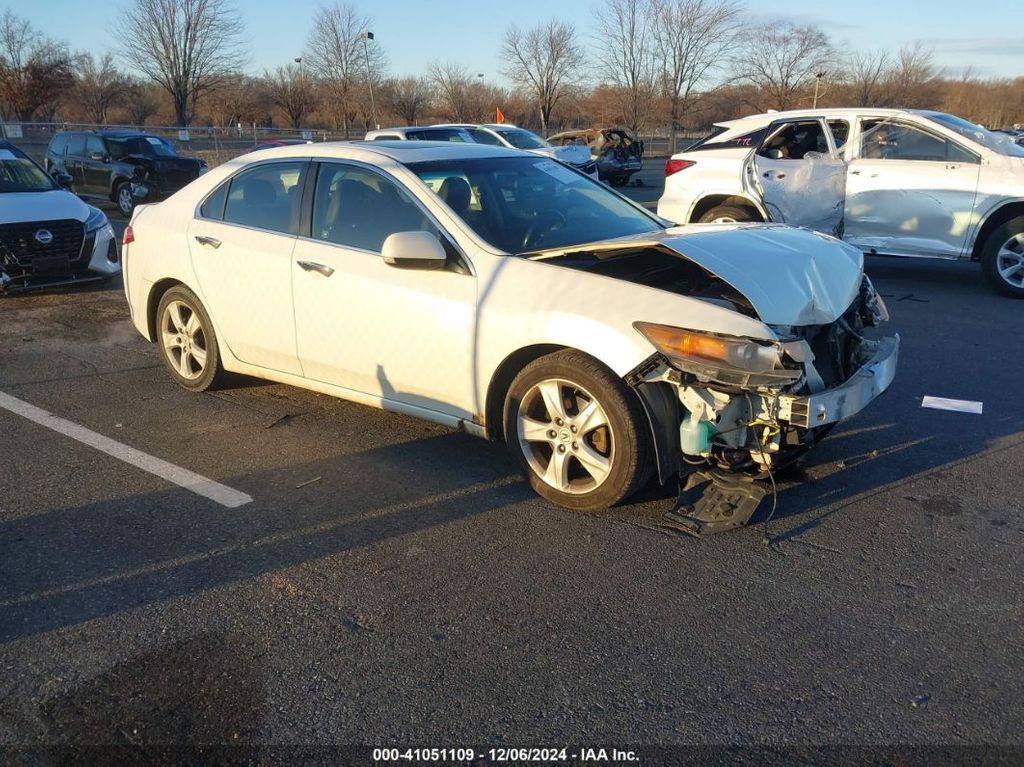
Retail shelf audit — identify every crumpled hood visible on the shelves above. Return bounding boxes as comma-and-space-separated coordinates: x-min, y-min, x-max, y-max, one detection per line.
660, 224, 863, 325
557, 223, 864, 326
0, 190, 89, 225
528, 144, 592, 168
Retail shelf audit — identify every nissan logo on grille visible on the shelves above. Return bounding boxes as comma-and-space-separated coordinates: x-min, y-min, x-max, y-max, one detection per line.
34, 229, 54, 245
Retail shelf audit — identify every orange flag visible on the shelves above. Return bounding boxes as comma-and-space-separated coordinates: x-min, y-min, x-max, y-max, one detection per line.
495, 107, 506, 124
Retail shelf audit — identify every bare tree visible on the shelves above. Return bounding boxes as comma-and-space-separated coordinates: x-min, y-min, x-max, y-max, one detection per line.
734, 23, 834, 112
649, 0, 743, 151
75, 52, 127, 124
501, 20, 584, 136
383, 76, 433, 125
428, 62, 476, 123
846, 48, 891, 107
885, 42, 939, 107
0, 10, 74, 121
305, 3, 385, 137
264, 64, 317, 128
122, 78, 162, 126
203, 74, 269, 129
594, 0, 658, 134
121, 0, 245, 126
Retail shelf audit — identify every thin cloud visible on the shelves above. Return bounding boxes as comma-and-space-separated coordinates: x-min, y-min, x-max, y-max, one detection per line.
920, 37, 1024, 56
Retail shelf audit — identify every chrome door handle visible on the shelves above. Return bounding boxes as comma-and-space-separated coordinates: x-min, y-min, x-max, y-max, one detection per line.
849, 169, 862, 175
297, 260, 334, 277
764, 171, 785, 179
194, 235, 221, 248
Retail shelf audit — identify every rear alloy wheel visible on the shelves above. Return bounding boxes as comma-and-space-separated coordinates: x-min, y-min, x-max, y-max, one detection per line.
115, 182, 135, 218
156, 286, 224, 391
503, 350, 651, 511
981, 217, 1024, 297
697, 204, 757, 224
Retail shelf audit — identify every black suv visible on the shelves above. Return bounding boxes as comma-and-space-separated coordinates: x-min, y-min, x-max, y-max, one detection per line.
45, 131, 207, 217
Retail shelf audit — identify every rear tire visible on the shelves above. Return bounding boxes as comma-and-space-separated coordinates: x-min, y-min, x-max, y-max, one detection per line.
156, 286, 225, 392
503, 350, 652, 511
697, 204, 758, 224
981, 216, 1024, 298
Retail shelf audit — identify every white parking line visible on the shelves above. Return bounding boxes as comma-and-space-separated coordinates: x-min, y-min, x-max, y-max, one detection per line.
0, 391, 252, 508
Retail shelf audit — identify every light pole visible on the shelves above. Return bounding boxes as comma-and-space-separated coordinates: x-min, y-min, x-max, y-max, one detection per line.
813, 71, 825, 109
358, 31, 377, 130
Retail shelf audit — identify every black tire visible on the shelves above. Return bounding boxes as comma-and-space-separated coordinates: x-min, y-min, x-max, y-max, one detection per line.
980, 216, 1024, 298
503, 350, 652, 511
114, 181, 135, 218
697, 204, 758, 224
155, 285, 225, 392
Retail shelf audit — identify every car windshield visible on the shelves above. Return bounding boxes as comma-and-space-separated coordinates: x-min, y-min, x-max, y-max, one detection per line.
106, 135, 177, 159
925, 113, 1024, 157
0, 149, 55, 193
494, 129, 550, 150
407, 156, 663, 253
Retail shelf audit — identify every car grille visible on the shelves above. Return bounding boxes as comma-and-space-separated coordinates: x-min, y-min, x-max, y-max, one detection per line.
0, 219, 87, 272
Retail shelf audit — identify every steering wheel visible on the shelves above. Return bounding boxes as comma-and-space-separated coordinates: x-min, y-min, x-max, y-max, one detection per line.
521, 210, 567, 250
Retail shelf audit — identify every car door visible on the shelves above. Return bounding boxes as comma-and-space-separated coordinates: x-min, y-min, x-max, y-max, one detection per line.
82, 135, 110, 195
843, 117, 981, 258
64, 134, 87, 191
290, 161, 477, 419
187, 160, 309, 375
742, 118, 846, 235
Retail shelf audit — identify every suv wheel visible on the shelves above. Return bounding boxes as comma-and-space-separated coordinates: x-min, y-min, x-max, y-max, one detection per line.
981, 216, 1024, 298
115, 182, 135, 218
698, 204, 757, 224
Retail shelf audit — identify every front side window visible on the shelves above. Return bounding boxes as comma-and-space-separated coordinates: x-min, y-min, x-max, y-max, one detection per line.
469, 128, 504, 147
860, 120, 978, 163
311, 163, 440, 252
221, 162, 306, 234
407, 156, 663, 253
108, 135, 177, 159
85, 136, 105, 158
49, 134, 69, 155
66, 134, 86, 157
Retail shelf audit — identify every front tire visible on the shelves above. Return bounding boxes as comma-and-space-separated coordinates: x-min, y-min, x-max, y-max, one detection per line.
503, 350, 652, 511
697, 204, 757, 224
156, 286, 225, 391
981, 217, 1024, 297
115, 181, 135, 218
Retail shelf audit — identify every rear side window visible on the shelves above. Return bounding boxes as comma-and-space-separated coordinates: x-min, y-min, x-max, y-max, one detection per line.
199, 181, 229, 220
372, 134, 402, 141
49, 134, 69, 155
758, 120, 828, 160
221, 162, 307, 234
827, 120, 850, 148
469, 128, 503, 146
66, 134, 86, 157
689, 126, 769, 152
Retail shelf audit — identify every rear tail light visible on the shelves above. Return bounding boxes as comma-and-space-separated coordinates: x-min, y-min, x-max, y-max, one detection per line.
665, 159, 696, 177
122, 225, 134, 245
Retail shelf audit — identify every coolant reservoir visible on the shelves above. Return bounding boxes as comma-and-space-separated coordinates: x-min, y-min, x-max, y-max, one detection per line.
680, 410, 713, 455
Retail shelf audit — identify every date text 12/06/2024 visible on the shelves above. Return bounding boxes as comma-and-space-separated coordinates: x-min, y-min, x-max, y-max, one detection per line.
372, 747, 639, 762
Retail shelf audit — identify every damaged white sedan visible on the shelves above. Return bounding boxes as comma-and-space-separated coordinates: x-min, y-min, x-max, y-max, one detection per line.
122, 141, 897, 527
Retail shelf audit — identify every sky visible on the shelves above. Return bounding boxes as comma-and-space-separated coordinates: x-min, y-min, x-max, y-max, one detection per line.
8, 0, 1024, 83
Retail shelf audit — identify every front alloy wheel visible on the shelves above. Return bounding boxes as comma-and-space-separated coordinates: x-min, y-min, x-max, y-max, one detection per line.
156, 286, 224, 391
116, 183, 135, 218
982, 217, 1024, 298
503, 350, 652, 511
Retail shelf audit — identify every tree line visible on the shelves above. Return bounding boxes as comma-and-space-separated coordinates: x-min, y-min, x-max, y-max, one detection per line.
1, 1, 1021, 147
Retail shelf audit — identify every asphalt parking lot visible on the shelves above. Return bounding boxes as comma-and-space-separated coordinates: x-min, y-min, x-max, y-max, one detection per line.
1, 179, 1022, 754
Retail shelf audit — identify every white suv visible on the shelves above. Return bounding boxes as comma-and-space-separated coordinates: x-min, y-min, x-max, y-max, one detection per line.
657, 108, 1024, 296
365, 123, 599, 179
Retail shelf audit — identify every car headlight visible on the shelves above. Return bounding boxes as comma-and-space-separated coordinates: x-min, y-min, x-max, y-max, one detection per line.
634, 321, 801, 387
85, 206, 109, 233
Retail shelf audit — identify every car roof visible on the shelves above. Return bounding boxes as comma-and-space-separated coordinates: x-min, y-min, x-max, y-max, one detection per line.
720, 107, 942, 128
239, 140, 522, 164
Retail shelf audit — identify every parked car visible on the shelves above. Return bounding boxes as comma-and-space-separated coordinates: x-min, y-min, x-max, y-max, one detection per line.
122, 141, 896, 516
46, 130, 207, 218
365, 123, 598, 179
0, 140, 119, 291
657, 108, 1024, 297
548, 127, 645, 186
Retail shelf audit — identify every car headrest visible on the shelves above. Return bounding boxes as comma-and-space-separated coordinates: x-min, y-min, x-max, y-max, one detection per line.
438, 176, 471, 214
242, 177, 276, 205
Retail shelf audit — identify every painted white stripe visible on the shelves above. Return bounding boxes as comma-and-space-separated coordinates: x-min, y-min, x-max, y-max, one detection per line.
0, 390, 252, 508
921, 395, 984, 415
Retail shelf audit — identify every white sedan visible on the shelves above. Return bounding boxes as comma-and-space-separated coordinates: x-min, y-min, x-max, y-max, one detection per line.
122, 141, 897, 517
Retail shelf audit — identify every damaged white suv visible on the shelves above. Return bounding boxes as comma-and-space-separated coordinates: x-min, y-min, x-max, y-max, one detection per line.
122, 142, 897, 530
658, 108, 1024, 297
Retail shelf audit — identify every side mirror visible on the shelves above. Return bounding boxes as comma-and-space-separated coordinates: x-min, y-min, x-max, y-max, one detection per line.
55, 172, 73, 189
89, 151, 108, 162
381, 231, 447, 270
